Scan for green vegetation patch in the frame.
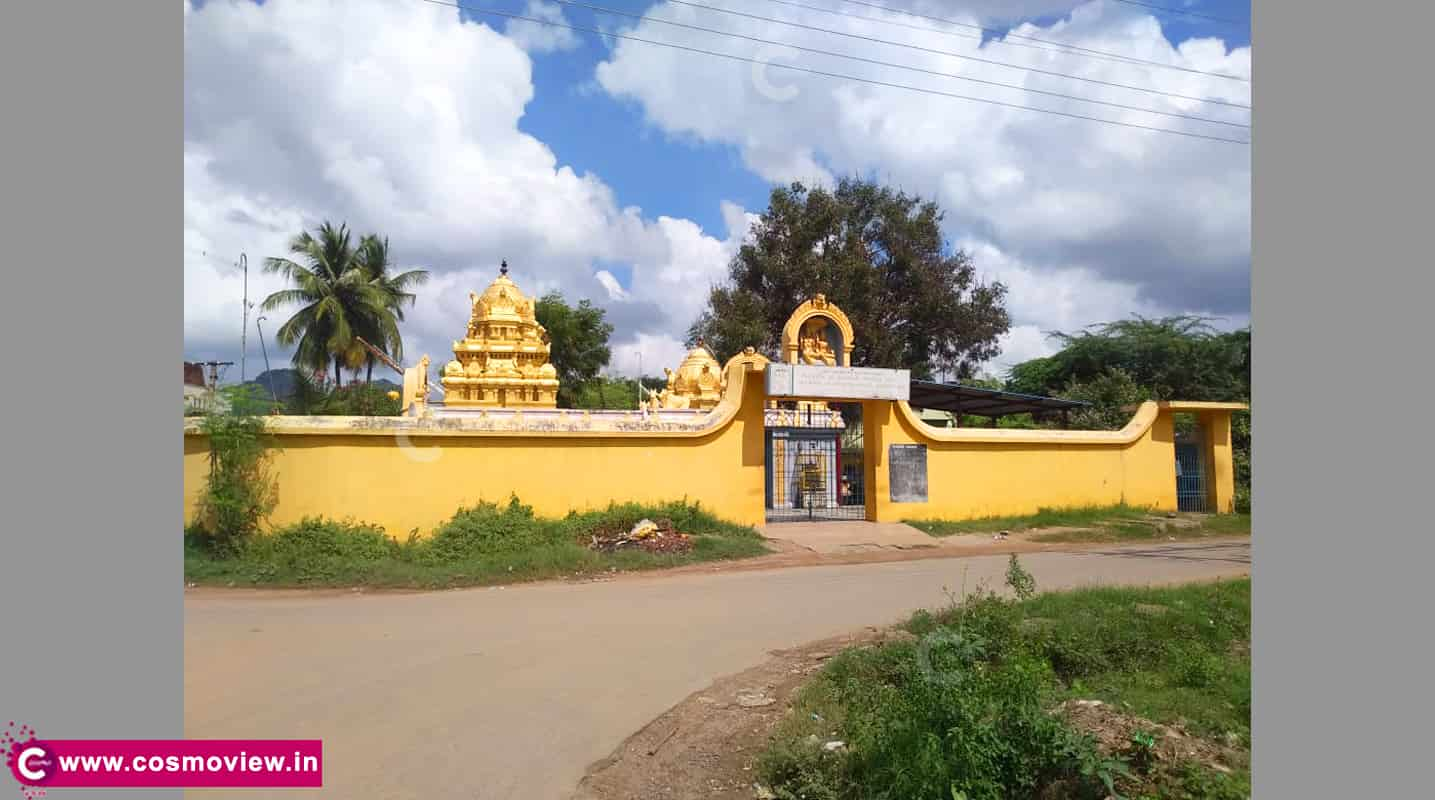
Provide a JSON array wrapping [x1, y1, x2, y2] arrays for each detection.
[[758, 573, 1251, 800], [906, 504, 1151, 537], [184, 497, 767, 589], [906, 506, 1250, 543]]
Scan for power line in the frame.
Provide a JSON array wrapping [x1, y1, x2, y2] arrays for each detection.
[[1110, 0, 1249, 26], [817, 0, 1249, 81], [423, 0, 1248, 144], [639, 0, 1251, 109], [535, 0, 1247, 127], [752, 0, 1199, 73]]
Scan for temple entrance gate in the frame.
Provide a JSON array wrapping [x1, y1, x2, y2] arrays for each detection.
[[1175, 425, 1210, 512], [764, 401, 865, 522]]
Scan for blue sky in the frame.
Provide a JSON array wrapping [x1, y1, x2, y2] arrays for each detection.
[[184, 0, 1251, 383], [519, 0, 1249, 239]]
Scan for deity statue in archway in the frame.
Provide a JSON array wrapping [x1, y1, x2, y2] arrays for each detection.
[[799, 317, 838, 366]]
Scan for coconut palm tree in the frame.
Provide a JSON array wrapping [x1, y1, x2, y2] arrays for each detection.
[[355, 234, 429, 382], [261, 222, 390, 385]]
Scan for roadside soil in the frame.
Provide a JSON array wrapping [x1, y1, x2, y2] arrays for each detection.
[[572, 628, 895, 800]]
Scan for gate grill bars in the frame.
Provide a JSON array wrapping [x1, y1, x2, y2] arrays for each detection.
[[766, 429, 866, 522], [1175, 437, 1209, 513]]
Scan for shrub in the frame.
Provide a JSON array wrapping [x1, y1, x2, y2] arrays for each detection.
[[765, 595, 1120, 800], [420, 496, 560, 563], [763, 581, 1251, 800], [321, 382, 401, 416], [563, 499, 758, 541], [194, 401, 277, 553], [240, 518, 397, 582]]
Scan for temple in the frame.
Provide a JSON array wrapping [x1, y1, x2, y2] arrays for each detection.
[[439, 262, 560, 407], [189, 290, 1246, 534]]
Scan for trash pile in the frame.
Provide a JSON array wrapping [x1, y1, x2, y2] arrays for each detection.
[[588, 517, 694, 554]]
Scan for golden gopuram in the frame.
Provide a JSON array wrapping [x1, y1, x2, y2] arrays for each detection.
[[440, 262, 560, 407]]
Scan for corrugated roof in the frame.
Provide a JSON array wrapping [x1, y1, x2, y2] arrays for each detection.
[[908, 380, 1089, 418]]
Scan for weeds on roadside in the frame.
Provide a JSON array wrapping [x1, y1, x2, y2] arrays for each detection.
[[759, 579, 1251, 800], [1006, 554, 1037, 600], [184, 496, 767, 588]]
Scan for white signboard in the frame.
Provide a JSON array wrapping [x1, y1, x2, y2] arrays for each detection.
[[766, 363, 910, 401]]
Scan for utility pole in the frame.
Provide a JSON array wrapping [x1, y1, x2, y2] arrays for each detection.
[[256, 317, 277, 405], [239, 253, 250, 382], [637, 350, 643, 409], [198, 360, 234, 410]]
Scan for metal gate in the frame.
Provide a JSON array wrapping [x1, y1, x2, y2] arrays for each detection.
[[1175, 438, 1209, 512], [765, 401, 865, 522]]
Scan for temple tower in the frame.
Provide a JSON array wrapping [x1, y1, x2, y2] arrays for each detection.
[[440, 262, 560, 407]]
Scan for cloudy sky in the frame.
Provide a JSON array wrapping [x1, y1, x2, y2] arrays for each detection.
[[183, 0, 1250, 385]]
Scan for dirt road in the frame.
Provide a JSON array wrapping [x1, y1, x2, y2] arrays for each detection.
[[184, 541, 1250, 800]]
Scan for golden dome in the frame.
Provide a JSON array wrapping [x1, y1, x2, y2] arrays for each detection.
[[651, 339, 723, 411], [469, 265, 537, 326], [675, 342, 720, 387]]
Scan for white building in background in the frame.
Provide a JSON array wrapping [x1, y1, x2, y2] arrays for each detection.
[[183, 362, 229, 414]]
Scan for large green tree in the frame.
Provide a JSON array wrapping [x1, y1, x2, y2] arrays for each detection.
[[261, 222, 427, 385], [688, 178, 1010, 379], [1006, 316, 1249, 401], [534, 291, 615, 407]]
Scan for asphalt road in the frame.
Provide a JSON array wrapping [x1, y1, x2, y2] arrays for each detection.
[[183, 541, 1250, 800]]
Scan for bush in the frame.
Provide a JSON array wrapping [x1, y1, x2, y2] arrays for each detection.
[[240, 518, 397, 582], [193, 401, 277, 553], [321, 382, 401, 416], [761, 581, 1251, 800], [420, 496, 558, 563], [763, 626, 1118, 800], [563, 498, 757, 540]]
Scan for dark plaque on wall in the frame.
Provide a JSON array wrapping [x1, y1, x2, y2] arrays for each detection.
[[888, 444, 928, 503]]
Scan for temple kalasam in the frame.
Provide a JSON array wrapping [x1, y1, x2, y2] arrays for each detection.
[[184, 272, 1244, 535]]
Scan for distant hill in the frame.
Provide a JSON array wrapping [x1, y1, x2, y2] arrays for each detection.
[[241, 369, 400, 402]]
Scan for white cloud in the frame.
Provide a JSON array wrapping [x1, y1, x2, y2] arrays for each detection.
[[504, 1, 581, 54], [595, 0, 1252, 330], [609, 332, 692, 380], [183, 0, 733, 381]]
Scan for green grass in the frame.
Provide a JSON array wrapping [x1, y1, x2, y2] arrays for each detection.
[[906, 504, 1152, 536], [905, 505, 1251, 544], [758, 577, 1251, 800], [184, 497, 769, 589], [1029, 514, 1251, 544]]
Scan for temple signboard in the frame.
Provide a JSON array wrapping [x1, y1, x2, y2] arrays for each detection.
[[766, 363, 910, 401]]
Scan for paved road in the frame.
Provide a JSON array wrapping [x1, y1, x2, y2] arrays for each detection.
[[184, 541, 1250, 800]]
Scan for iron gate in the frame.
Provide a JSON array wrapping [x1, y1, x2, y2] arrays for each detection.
[[765, 428, 866, 522], [1175, 439, 1209, 512]]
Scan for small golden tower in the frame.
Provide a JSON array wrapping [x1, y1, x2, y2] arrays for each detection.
[[440, 262, 560, 407], [648, 339, 724, 411]]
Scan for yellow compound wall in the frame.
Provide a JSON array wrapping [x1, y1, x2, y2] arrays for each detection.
[[183, 359, 1242, 536]]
